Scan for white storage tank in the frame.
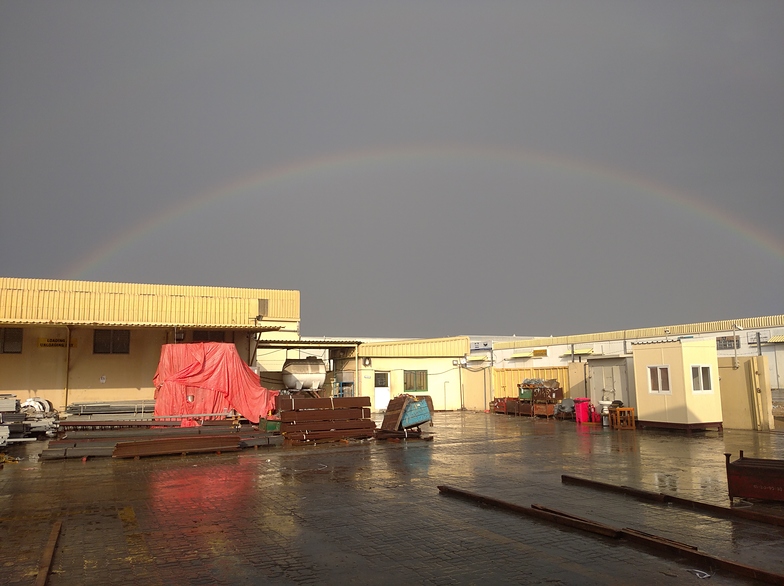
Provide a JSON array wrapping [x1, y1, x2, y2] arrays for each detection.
[[281, 357, 327, 391]]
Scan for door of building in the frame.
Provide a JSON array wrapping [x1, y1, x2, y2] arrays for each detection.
[[374, 371, 390, 412], [590, 363, 628, 406]]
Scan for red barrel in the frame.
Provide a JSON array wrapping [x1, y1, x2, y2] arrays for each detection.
[[574, 397, 590, 423]]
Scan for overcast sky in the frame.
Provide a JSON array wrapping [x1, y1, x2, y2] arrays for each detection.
[[1, 1, 782, 339]]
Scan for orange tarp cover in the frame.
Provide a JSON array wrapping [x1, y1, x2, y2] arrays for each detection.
[[153, 342, 278, 426]]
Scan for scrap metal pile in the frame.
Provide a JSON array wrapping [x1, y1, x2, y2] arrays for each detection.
[[0, 395, 58, 448], [491, 379, 565, 418], [376, 394, 434, 440]]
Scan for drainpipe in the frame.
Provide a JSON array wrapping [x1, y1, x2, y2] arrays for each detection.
[[458, 360, 464, 410], [355, 344, 359, 399], [63, 325, 71, 410]]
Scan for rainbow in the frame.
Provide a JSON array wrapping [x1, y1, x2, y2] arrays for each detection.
[[65, 143, 784, 278]]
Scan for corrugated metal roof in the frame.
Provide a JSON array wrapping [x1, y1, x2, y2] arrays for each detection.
[[256, 339, 361, 348], [358, 336, 470, 358], [495, 315, 784, 350], [0, 277, 299, 327], [768, 335, 784, 343], [509, 351, 534, 358]]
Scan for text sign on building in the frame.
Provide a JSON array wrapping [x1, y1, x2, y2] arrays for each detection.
[[470, 341, 492, 352], [533, 349, 548, 357], [37, 338, 76, 348], [747, 331, 770, 344]]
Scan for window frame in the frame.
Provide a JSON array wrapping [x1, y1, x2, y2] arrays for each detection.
[[716, 336, 740, 350], [648, 365, 671, 394], [0, 327, 23, 354], [404, 370, 428, 393], [691, 365, 713, 393], [193, 330, 226, 343], [93, 329, 130, 354]]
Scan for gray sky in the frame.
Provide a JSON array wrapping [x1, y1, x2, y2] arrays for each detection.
[[2, 1, 782, 339]]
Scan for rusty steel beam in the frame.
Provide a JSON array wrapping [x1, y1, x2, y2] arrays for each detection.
[[437, 485, 620, 537], [112, 435, 240, 458], [34, 520, 62, 586], [438, 485, 784, 585], [561, 474, 666, 502], [562, 474, 784, 528]]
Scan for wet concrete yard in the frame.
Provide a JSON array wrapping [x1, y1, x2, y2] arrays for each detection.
[[2, 412, 784, 585]]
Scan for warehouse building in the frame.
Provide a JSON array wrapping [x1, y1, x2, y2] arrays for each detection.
[[0, 277, 299, 410]]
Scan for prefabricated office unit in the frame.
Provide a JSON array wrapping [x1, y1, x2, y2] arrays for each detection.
[[631, 339, 723, 430]]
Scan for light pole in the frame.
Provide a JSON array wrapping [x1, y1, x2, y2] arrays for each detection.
[[732, 324, 743, 369]]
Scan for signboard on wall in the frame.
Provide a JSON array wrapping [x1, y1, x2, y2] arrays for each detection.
[[470, 341, 492, 352], [747, 331, 770, 344], [37, 338, 76, 348]]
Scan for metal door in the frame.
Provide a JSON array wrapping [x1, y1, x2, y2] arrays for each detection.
[[590, 364, 627, 405]]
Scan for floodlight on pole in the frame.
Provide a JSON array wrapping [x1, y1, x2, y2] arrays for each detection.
[[732, 324, 743, 369]]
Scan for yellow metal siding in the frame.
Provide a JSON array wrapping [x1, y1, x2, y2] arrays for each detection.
[[494, 367, 570, 398], [495, 315, 784, 350], [358, 336, 470, 358], [0, 277, 299, 327]]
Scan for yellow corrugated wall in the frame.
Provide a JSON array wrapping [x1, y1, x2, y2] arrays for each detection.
[[358, 336, 471, 358], [494, 367, 570, 398], [495, 315, 784, 350], [0, 277, 300, 325]]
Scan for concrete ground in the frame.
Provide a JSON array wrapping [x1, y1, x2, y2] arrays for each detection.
[[2, 412, 784, 585]]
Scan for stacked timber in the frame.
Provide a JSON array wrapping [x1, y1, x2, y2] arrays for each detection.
[[276, 396, 375, 443]]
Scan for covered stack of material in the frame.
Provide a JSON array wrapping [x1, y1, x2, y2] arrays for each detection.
[[276, 396, 375, 443], [153, 343, 278, 427]]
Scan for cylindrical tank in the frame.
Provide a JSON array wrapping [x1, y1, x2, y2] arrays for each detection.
[[281, 358, 326, 391]]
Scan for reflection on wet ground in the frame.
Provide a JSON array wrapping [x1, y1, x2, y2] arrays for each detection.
[[2, 411, 783, 585]]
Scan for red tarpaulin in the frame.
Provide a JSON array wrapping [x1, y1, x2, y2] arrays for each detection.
[[153, 342, 278, 427]]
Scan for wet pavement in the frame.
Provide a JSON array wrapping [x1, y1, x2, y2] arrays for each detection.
[[2, 412, 784, 585]]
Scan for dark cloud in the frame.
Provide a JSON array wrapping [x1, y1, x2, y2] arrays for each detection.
[[1, 1, 782, 338]]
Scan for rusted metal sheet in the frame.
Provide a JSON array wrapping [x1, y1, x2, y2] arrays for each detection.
[[112, 435, 240, 458], [276, 396, 370, 411], [283, 430, 374, 442], [280, 408, 370, 422], [726, 451, 784, 503], [58, 420, 183, 430], [281, 419, 375, 433]]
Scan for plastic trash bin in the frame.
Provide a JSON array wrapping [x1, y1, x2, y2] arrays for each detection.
[[574, 397, 590, 423]]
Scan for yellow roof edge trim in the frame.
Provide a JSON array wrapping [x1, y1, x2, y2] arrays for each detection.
[[561, 348, 593, 356]]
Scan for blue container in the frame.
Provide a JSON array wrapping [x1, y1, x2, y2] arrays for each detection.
[[400, 399, 431, 429]]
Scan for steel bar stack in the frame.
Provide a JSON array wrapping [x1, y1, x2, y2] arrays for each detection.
[[276, 396, 375, 443], [40, 419, 282, 460]]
